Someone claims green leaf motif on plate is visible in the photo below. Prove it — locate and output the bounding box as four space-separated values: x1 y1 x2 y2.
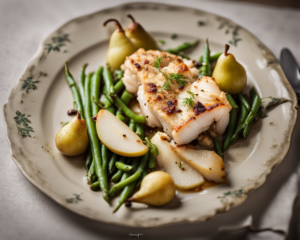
21 71 47 93
217 189 245 203
14 111 34 138
198 21 206 26
66 194 83 204
218 20 242 46
45 32 70 54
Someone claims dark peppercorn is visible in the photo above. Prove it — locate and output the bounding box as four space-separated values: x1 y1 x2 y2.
195 62 202 68
134 63 141 69
125 201 132 208
67 109 77 115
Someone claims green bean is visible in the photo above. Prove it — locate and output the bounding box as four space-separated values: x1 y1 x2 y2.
199 39 211 77
120 90 134 105
223 95 238 151
120 158 137 182
148 152 156 169
113 96 145 123
84 72 109 202
166 40 199 54
64 62 84 118
114 80 125 94
114 70 124 94
111 156 126 183
101 144 109 169
199 52 222 63
109 172 141 197
114 69 123 80
135 123 145 140
110 158 139 199
238 93 251 112
90 181 100 191
178 52 190 59
116 109 126 122
107 105 116 115
115 161 133 172
78 63 88 111
243 122 253 139
135 171 147 190
91 174 98 183
100 66 115 112
113 183 136 213
103 66 115 94
213 137 223 159
230 104 249 144
113 152 149 212
135 151 150 173
99 94 112 108
91 66 103 116
85 148 93 171
99 94 115 114
108 153 118 174
226 94 239 110
129 119 136 132
243 87 261 139
87 159 95 184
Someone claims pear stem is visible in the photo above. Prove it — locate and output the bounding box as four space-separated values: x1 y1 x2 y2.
127 14 136 23
103 19 124 32
224 44 230 57
76 111 81 120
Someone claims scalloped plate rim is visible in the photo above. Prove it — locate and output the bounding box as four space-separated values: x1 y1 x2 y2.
3 1 298 227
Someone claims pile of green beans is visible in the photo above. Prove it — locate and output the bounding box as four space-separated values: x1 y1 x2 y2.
223 94 238 151
165 40 199 59
225 88 260 147
64 63 155 212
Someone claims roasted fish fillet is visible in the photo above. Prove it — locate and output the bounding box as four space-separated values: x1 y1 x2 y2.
121 49 231 145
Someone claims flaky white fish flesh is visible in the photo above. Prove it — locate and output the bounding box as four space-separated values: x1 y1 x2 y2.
121 49 231 145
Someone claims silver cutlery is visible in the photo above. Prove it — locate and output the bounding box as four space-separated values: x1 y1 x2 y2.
280 49 300 100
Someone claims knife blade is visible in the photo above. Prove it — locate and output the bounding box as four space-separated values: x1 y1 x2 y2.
280 48 300 100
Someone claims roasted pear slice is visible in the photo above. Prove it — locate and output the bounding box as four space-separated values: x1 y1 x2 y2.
171 143 226 183
151 132 205 190
95 109 148 157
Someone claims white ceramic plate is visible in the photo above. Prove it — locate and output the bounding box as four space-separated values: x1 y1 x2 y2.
3 2 297 227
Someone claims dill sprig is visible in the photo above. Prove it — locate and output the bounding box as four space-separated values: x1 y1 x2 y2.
182 91 197 109
265 97 291 110
154 56 188 92
257 97 291 118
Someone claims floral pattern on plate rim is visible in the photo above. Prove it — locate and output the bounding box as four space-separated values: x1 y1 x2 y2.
14 111 34 138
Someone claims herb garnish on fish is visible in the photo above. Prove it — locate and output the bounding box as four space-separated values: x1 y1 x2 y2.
154 56 188 92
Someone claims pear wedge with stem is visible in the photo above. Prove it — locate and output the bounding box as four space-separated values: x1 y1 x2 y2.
55 111 89 156
125 14 159 51
103 19 137 70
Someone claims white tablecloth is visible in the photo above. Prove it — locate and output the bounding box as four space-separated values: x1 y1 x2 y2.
1 1 300 239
